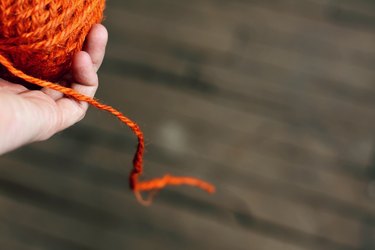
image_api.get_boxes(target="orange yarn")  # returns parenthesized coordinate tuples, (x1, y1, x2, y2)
(0, 0, 215, 205)
(0, 0, 105, 82)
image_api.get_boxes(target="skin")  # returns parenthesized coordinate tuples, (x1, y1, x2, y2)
(0, 24, 108, 155)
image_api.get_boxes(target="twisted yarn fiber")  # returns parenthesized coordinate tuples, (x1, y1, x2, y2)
(0, 0, 105, 82)
(0, 0, 215, 204)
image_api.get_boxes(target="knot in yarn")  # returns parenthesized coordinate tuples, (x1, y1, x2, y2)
(0, 0, 105, 82)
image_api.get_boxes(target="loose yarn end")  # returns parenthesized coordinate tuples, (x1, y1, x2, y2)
(0, 53, 215, 205)
(0, 0, 215, 205)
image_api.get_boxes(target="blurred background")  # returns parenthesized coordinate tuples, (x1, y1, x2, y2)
(1, 0, 375, 249)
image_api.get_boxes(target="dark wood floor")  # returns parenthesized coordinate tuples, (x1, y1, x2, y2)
(1, 0, 375, 249)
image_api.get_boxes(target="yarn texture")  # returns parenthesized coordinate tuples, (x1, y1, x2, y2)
(0, 0, 215, 204)
(0, 0, 105, 82)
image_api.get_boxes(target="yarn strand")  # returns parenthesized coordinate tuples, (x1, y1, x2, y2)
(0, 54, 215, 204)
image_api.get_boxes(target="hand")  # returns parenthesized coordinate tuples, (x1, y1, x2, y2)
(0, 24, 108, 155)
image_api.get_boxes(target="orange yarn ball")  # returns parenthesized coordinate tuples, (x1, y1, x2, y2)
(0, 0, 106, 82)
(0, 0, 216, 204)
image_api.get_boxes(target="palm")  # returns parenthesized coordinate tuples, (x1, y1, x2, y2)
(0, 24, 108, 154)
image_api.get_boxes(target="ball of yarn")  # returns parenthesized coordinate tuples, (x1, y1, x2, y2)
(0, 0, 106, 82)
(0, 0, 215, 205)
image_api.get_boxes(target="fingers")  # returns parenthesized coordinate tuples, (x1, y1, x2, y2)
(55, 50, 99, 131)
(70, 51, 99, 97)
(41, 86, 64, 100)
(0, 78, 28, 94)
(0, 78, 14, 87)
(39, 24, 107, 132)
(83, 23, 108, 72)
(2, 24, 108, 144)
(42, 24, 107, 100)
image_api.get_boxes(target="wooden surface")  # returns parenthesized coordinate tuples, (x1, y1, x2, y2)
(1, 0, 375, 249)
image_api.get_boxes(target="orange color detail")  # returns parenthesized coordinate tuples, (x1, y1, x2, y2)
(0, 54, 215, 203)
(0, 0, 215, 204)
(0, 0, 106, 82)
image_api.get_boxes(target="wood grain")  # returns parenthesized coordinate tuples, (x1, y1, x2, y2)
(1, 0, 375, 249)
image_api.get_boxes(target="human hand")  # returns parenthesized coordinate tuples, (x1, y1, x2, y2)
(0, 24, 108, 155)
